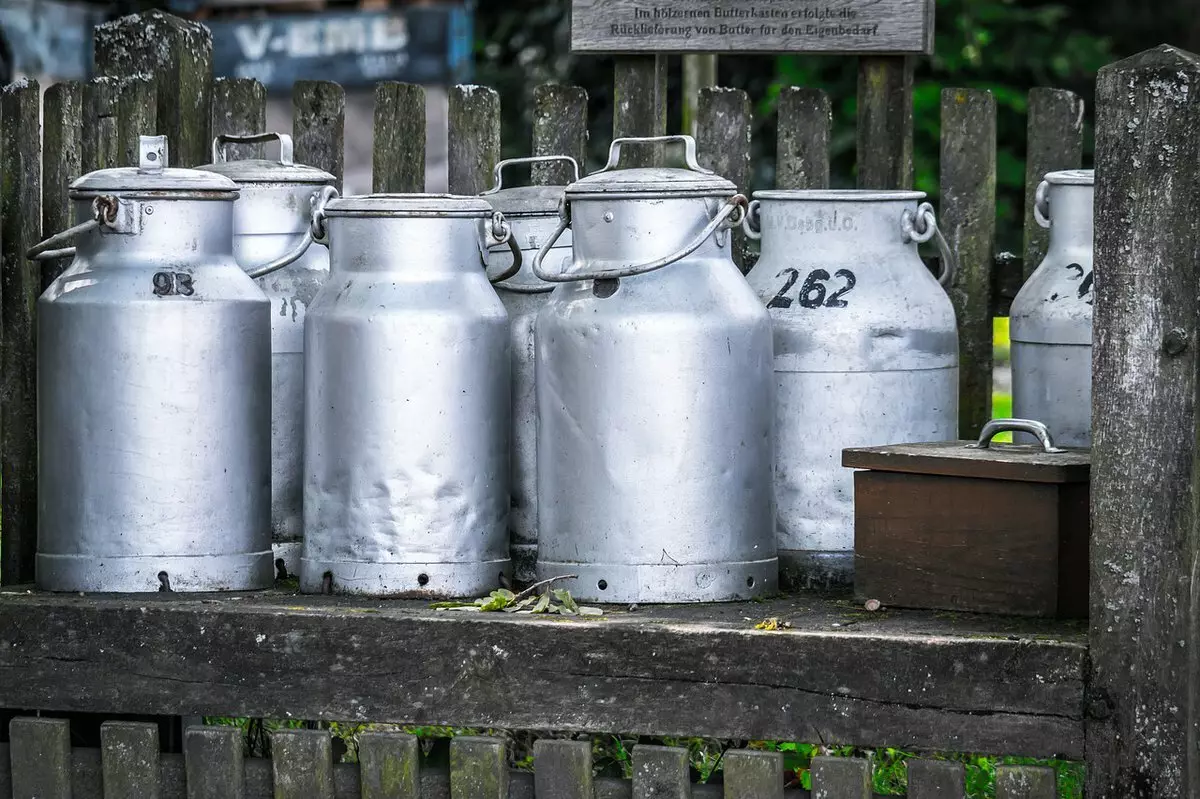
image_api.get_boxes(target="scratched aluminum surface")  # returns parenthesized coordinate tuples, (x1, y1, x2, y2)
(536, 191, 778, 604)
(745, 191, 959, 589)
(1011, 172, 1094, 449)
(37, 158, 273, 593)
(301, 203, 511, 598)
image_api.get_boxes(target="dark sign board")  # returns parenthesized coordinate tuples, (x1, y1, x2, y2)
(206, 4, 472, 92)
(571, 0, 934, 55)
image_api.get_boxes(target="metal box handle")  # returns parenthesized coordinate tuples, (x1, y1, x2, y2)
(973, 419, 1066, 454)
(212, 132, 295, 166)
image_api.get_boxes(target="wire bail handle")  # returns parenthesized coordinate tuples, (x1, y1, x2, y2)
(484, 210, 523, 284)
(482, 155, 581, 195)
(902, 202, 956, 289)
(248, 185, 340, 279)
(212, 132, 295, 166)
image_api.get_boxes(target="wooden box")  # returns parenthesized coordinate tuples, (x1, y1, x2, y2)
(843, 433, 1090, 618)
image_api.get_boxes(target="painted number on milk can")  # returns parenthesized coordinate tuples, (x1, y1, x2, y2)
(152, 272, 195, 297)
(767, 268, 858, 309)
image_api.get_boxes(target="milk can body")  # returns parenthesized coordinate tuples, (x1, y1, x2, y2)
(533, 136, 777, 603)
(1011, 170, 1094, 448)
(36, 137, 273, 592)
(482, 156, 578, 583)
(745, 190, 959, 589)
(198, 133, 337, 576)
(301, 195, 514, 597)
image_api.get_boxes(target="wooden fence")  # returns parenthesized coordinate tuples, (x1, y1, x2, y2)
(0, 718, 1062, 799)
(0, 10, 1197, 799)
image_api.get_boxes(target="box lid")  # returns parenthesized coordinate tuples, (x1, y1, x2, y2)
(842, 419, 1090, 484)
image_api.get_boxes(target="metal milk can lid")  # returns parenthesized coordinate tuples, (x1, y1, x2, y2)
(323, 193, 497, 217)
(481, 156, 579, 217)
(196, 132, 336, 185)
(565, 135, 736, 200)
(71, 136, 239, 196)
(1043, 169, 1094, 186)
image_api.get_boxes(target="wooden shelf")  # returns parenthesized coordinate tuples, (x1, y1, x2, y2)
(0, 589, 1086, 759)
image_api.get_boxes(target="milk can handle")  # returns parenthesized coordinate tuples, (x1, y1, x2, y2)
(27, 195, 121, 261)
(743, 199, 762, 240)
(246, 185, 340, 279)
(597, 135, 713, 175)
(212, 132, 294, 165)
(902, 203, 956, 289)
(1034, 179, 1052, 228)
(531, 194, 747, 282)
(486, 211, 523, 284)
(973, 418, 1065, 454)
(482, 155, 581, 194)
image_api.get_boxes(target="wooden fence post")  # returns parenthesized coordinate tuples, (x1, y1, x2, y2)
(631, 745, 689, 799)
(811, 756, 871, 799)
(448, 85, 500, 196)
(211, 78, 268, 161)
(272, 729, 335, 799)
(373, 82, 426, 194)
(294, 81, 345, 193)
(856, 56, 913, 189)
(42, 81, 83, 289)
(940, 88, 998, 439)
(723, 750, 783, 799)
(696, 87, 752, 270)
(682, 54, 717, 137)
(532, 84, 588, 184)
(0, 80, 41, 586)
(94, 10, 213, 168)
(359, 732, 420, 799)
(613, 56, 668, 167)
(1022, 89, 1085, 281)
(101, 721, 161, 799)
(449, 737, 507, 799)
(776, 87, 831, 190)
(9, 717, 71, 799)
(532, 739, 593, 799)
(185, 726, 245, 799)
(1089, 44, 1200, 797)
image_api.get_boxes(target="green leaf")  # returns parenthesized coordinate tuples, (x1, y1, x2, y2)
(532, 593, 551, 614)
(430, 601, 475, 610)
(504, 595, 537, 613)
(476, 594, 510, 612)
(552, 588, 579, 611)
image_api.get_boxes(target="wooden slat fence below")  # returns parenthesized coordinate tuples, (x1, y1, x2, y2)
(1, 719, 1063, 799)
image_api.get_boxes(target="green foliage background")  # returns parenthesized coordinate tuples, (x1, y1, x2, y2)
(470, 0, 1129, 252)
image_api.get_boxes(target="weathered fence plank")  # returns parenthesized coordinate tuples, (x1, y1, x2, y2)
(613, 56, 668, 167)
(0, 80, 41, 586)
(83, 76, 157, 172)
(373, 82, 426, 194)
(185, 726, 245, 799)
(211, 78, 267, 161)
(1089, 44, 1200, 798)
(906, 759, 966, 799)
(682, 54, 717, 137)
(101, 721, 161, 799)
(42, 81, 83, 289)
(449, 737, 507, 799)
(94, 10, 212, 168)
(293, 81, 345, 192)
(272, 730, 335, 799)
(9, 717, 71, 799)
(995, 765, 1057, 798)
(632, 745, 689, 799)
(857, 56, 913, 188)
(696, 87, 752, 270)
(532, 740, 593, 799)
(0, 742, 10, 799)
(776, 87, 831, 190)
(448, 86, 500, 196)
(532, 84, 588, 185)
(1022, 88, 1085, 281)
(722, 750, 783, 799)
(359, 732, 420, 799)
(940, 88, 997, 439)
(811, 756, 870, 799)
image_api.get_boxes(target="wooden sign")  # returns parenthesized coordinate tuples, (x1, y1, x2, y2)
(571, 0, 934, 55)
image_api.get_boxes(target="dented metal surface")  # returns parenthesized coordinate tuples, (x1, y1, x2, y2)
(197, 133, 336, 575)
(1011, 170, 1094, 448)
(301, 193, 512, 598)
(37, 136, 274, 593)
(744, 190, 959, 590)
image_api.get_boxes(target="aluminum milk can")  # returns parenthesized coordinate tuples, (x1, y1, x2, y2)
(744, 190, 959, 589)
(1010, 170, 1094, 448)
(532, 135, 777, 603)
(300, 194, 519, 597)
(32, 136, 273, 593)
(197, 132, 337, 577)
(481, 155, 579, 583)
